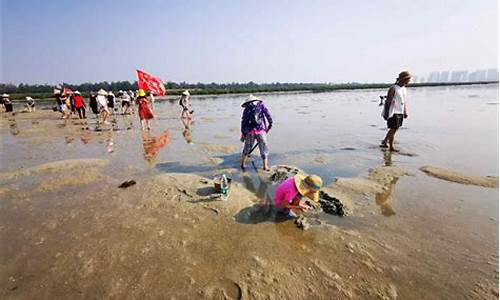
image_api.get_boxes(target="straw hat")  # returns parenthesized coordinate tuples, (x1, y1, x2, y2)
(397, 71, 412, 81)
(241, 94, 260, 107)
(53, 89, 61, 95)
(182, 90, 190, 96)
(108, 91, 114, 96)
(97, 89, 107, 96)
(26, 96, 33, 100)
(1, 93, 9, 98)
(137, 89, 146, 97)
(294, 174, 323, 202)
(74, 91, 80, 95)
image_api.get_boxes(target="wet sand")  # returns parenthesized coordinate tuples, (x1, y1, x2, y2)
(0, 84, 498, 299)
(420, 165, 498, 188)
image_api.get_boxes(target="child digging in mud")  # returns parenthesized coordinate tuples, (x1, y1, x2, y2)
(274, 174, 323, 218)
(380, 71, 411, 152)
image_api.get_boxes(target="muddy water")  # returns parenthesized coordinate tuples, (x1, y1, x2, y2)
(0, 84, 498, 299)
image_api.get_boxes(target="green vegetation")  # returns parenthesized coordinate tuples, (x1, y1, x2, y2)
(1, 80, 497, 101)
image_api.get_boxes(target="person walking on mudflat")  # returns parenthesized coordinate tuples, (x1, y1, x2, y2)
(137, 89, 154, 131)
(179, 90, 192, 120)
(240, 94, 273, 171)
(380, 71, 411, 152)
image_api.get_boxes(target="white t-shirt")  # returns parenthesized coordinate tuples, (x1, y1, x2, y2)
(382, 84, 407, 119)
(96, 95, 108, 108)
(392, 85, 406, 114)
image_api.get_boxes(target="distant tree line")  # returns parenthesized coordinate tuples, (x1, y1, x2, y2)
(1, 80, 497, 100)
(1, 80, 388, 98)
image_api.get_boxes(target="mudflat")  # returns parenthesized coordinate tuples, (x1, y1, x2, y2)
(0, 85, 498, 299)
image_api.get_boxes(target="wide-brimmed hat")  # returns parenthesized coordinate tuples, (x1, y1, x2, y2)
(182, 90, 190, 96)
(74, 91, 81, 95)
(97, 89, 107, 96)
(108, 91, 114, 96)
(26, 96, 33, 100)
(53, 89, 61, 95)
(294, 174, 323, 202)
(137, 89, 146, 97)
(241, 94, 260, 107)
(1, 93, 9, 98)
(397, 71, 412, 81)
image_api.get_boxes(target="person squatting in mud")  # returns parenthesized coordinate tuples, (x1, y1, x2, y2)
(274, 174, 323, 218)
(240, 94, 273, 171)
(24, 97, 36, 112)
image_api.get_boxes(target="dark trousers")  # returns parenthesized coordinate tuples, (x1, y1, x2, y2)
(4, 103, 13, 112)
(76, 107, 86, 119)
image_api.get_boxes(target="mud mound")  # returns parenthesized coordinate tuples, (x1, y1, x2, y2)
(201, 143, 237, 154)
(420, 166, 498, 188)
(151, 173, 256, 216)
(269, 165, 304, 184)
(368, 166, 413, 186)
(0, 158, 109, 182)
(33, 168, 103, 193)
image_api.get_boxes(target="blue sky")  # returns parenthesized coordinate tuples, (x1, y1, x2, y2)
(1, 0, 498, 84)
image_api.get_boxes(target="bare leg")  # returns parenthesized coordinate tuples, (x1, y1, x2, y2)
(240, 154, 248, 170)
(388, 129, 398, 151)
(141, 120, 146, 131)
(263, 158, 270, 171)
(102, 111, 109, 124)
(381, 130, 390, 148)
(381, 128, 396, 148)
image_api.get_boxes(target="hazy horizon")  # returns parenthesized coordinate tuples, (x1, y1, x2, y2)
(1, 0, 498, 85)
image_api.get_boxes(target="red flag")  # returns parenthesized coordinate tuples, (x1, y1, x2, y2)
(63, 87, 73, 95)
(136, 69, 166, 96)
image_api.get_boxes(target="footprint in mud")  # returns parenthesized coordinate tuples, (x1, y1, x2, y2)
(201, 278, 242, 300)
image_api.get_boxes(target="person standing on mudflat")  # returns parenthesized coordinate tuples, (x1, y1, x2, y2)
(107, 91, 116, 114)
(73, 91, 86, 119)
(380, 71, 411, 152)
(1, 94, 13, 113)
(240, 94, 273, 171)
(179, 90, 192, 120)
(96, 89, 110, 124)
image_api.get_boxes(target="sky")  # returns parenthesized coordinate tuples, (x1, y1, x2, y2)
(1, 0, 498, 84)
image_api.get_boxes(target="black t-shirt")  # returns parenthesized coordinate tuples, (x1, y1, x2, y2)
(56, 95, 63, 105)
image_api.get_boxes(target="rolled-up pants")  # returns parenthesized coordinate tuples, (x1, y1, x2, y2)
(242, 133, 269, 159)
